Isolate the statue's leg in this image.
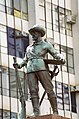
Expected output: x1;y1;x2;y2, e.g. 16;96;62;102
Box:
27;73;40;116
36;71;58;115
48;96;58;115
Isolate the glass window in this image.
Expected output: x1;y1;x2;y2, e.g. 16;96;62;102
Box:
8;27;15;56
2;67;9;96
60;34;66;46
9;69;16;91
6;0;13;15
71;92;77;113
60;27;65;34
11;112;17;119
53;4;58;11
53;11;58;25
14;0;20;11
67;47;74;73
0;4;5;12
54;31;60;44
63;84;70;110
47;22;52;29
0;0;5;5
66;29;72;36
59;0;64;8
65;0;71;10
0;32;7;47
9;68;17;98
66;24;72;30
6;0;13;8
59;14;65;27
53;25;59;32
1;54;8;67
21;0;28;13
52;0;58;5
0;25;6;32
15;17;21;30
15;30;29;58
66;9;71;16
3;110;10;119
1;47;7;54
7;14;14;28
0;109;2;119
8;27;29;58
68;54;73;67
46;8;52;23
47;29;53;38
22;20;28;32
39;6;45;20
56;82;63;110
0;12;6;25
39;0;44;6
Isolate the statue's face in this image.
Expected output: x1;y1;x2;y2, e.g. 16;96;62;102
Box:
32;31;41;41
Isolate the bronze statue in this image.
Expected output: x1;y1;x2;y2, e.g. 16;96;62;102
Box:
13;24;65;117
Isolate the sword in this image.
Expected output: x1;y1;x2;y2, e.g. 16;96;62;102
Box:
39;58;65;106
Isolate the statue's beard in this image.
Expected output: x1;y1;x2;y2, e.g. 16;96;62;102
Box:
32;36;39;41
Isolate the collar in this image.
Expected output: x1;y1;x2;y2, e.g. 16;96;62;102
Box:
30;40;43;46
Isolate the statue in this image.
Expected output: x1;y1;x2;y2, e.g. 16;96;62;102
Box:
13;24;65;118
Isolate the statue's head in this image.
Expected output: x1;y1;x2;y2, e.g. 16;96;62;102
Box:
28;24;46;37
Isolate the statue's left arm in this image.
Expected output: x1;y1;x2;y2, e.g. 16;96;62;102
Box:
47;42;65;62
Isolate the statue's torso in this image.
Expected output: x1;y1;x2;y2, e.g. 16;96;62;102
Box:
26;40;54;73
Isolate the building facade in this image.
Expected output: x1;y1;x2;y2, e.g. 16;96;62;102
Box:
0;0;79;119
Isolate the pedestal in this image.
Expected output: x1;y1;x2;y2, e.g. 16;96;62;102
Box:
26;114;70;119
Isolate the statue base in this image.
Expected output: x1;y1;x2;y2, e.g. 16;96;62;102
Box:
26;114;70;119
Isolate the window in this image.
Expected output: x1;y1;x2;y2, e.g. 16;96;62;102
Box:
14;0;20;11
6;0;13;15
8;27;29;58
15;30;29;58
56;82;70;111
71;92;77;113
56;82;63;110
3;110;10;119
0;109;2;119
2;67;9;96
67;47;74;74
8;27;15;56
11;112;17;119
60;45;74;74
9;69;17;98
0;0;5;5
63;84;70;110
0;4;5;12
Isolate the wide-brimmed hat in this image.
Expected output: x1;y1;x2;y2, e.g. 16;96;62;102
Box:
28;24;46;37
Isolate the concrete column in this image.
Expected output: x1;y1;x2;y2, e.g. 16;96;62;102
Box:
28;0;39;43
71;0;79;85
71;0;79;119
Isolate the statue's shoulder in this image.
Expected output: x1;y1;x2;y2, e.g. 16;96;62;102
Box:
43;40;51;46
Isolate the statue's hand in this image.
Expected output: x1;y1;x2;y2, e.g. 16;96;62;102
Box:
56;54;65;64
13;63;19;68
61;59;65;64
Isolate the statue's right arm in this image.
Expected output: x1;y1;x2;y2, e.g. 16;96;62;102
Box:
18;60;27;69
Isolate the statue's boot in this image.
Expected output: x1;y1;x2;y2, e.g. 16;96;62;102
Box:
49;97;58;115
31;98;40;116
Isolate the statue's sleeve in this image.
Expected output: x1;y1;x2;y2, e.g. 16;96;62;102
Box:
47;42;64;60
18;50;28;69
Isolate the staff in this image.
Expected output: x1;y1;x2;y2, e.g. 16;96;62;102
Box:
13;57;26;119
